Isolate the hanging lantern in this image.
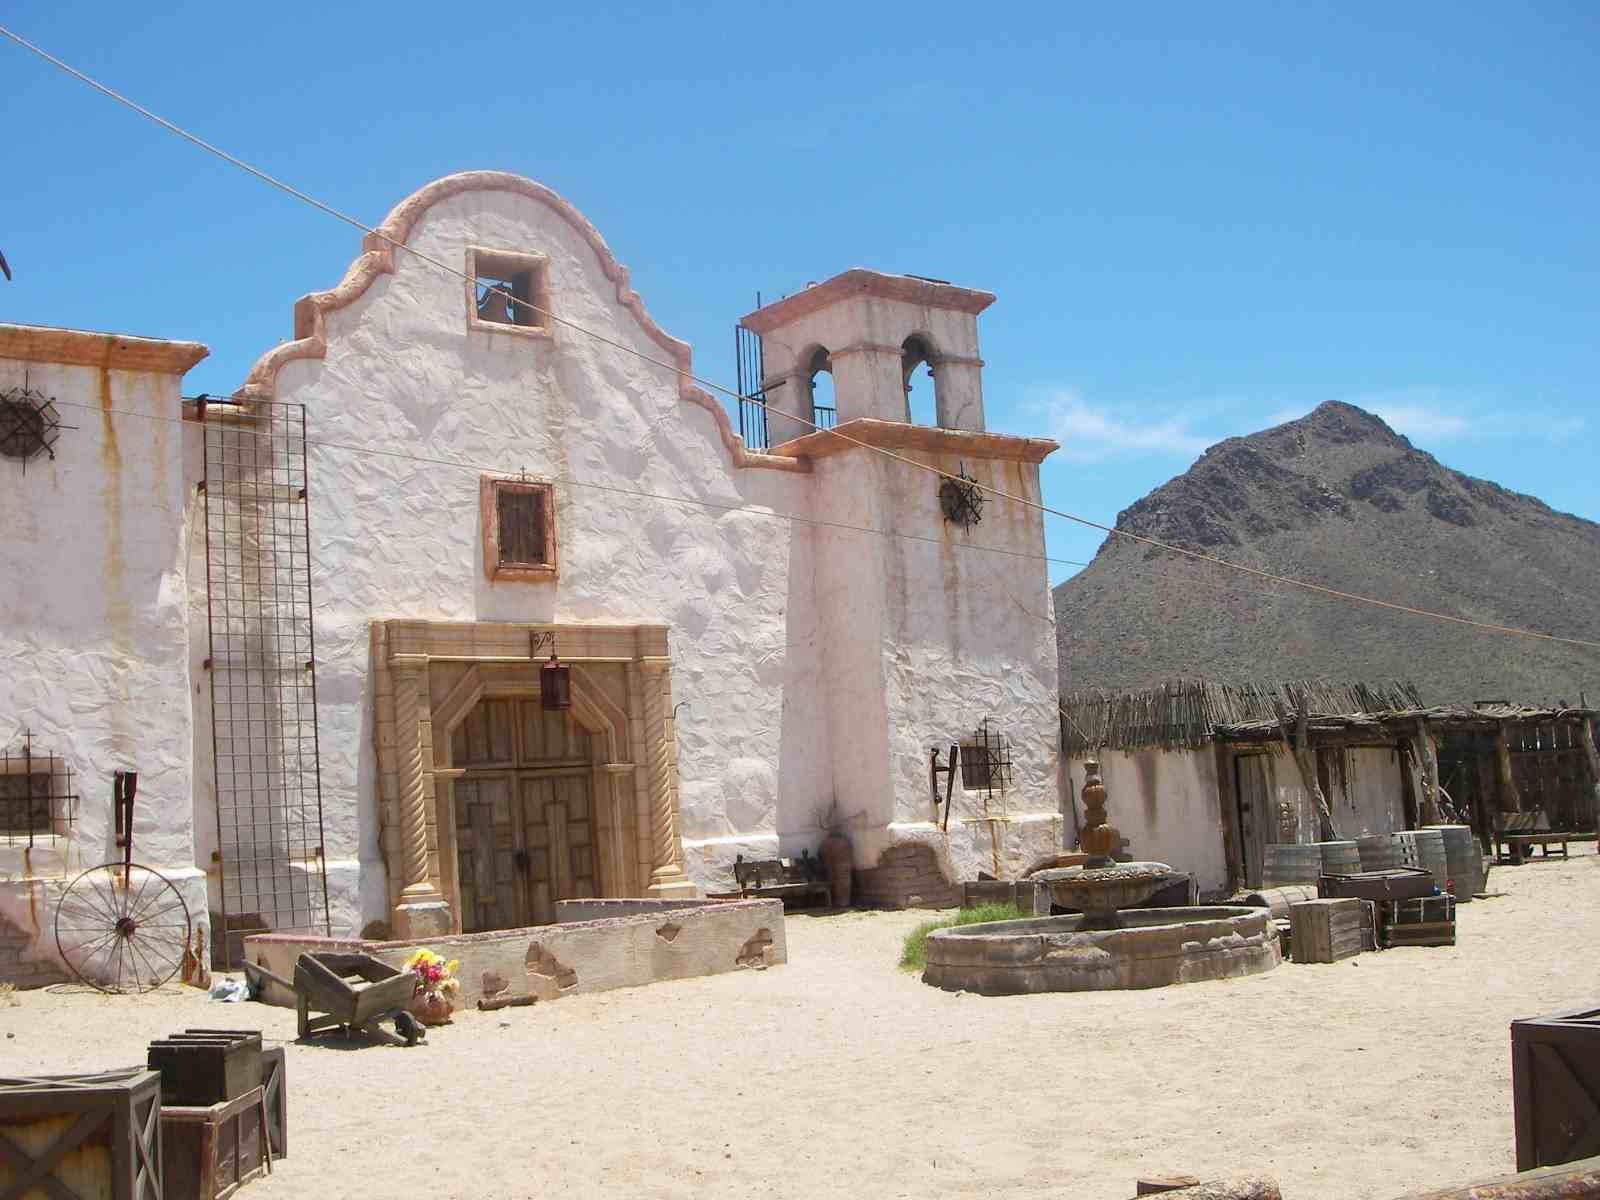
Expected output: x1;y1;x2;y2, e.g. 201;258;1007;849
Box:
536;633;572;711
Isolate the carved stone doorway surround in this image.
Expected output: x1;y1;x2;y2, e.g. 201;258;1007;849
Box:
372;620;695;937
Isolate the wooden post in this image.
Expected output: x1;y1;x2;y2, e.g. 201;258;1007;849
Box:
1415;718;1443;826
1576;713;1600;830
1272;695;1338;840
1495;725;1523;814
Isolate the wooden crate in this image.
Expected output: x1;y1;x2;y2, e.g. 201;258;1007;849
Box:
0;1067;163;1200
1288;898;1365;963
1379;895;1456;948
180;1035;284;1159
160;1087;270;1200
147;1036;261;1108
1512;1004;1600;1171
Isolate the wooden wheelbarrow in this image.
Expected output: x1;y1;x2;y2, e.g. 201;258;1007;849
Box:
292;952;424;1046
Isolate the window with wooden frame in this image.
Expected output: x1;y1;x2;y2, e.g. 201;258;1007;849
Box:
467;246;551;336
481;475;558;581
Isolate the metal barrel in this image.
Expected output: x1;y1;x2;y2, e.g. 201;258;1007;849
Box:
1318;840;1361;876
1242;885;1319;921
1262;844;1322;887
1357;833;1406;871
1426;824;1483;900
1401;828;1449;890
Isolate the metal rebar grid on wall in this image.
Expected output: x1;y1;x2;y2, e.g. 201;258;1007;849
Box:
201;400;330;964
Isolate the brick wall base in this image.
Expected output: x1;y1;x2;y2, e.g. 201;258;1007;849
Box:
854;842;961;909
0;913;66;990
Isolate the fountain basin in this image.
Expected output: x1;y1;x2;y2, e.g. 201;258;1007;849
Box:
922;906;1280;995
1033;861;1175;925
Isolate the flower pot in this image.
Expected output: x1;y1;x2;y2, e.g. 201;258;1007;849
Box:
819;831;853;908
409;992;454;1026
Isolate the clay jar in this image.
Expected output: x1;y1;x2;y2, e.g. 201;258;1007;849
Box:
819;831;853;908
409;992;454;1026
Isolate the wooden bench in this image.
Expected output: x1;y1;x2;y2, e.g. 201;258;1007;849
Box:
1494;811;1594;865
731;853;831;907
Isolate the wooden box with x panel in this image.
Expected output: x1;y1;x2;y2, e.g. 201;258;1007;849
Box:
1512;1004;1600;1171
0;1067;164;1200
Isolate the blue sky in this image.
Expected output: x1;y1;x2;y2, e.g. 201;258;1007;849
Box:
6;2;1596;584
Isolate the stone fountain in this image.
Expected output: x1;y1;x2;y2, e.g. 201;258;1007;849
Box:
921;761;1281;994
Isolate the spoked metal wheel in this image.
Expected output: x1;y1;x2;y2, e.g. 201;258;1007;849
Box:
55;862;193;993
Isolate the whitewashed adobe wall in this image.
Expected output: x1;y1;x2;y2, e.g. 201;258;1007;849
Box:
243;175;823;924
0;330;209;969
1070;750;1229;898
240;172;1064;926
814;446;1062;883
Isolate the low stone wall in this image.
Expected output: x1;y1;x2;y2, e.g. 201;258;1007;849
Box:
923;906;1279;995
960;879;1050;915
244;897;785;1009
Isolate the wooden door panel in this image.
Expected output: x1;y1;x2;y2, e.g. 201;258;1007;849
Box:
1236;755;1270;890
454;775;517;933
519;777;557;926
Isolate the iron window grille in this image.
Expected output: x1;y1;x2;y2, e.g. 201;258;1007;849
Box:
481;475;558;581
1;731;77;846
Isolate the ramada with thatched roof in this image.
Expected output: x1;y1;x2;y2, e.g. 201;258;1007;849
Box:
1059;680;1600;896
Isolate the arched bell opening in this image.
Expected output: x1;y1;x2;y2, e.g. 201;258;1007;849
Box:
804;345;837;430
902;334;940;427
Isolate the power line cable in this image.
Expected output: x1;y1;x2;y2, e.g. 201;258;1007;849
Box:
42;394;1091;573
5;22;1598;654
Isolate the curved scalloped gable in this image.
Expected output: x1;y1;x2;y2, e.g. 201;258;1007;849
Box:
239;170;805;475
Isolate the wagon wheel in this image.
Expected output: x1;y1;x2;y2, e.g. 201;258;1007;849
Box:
54;861;192;993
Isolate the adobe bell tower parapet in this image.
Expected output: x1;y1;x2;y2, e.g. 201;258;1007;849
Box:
739;269;995;445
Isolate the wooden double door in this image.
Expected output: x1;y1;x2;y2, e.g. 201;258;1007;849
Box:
452;698;599;931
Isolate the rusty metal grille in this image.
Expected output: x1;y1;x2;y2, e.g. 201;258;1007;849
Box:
960;718;1013;798
0;730;76;846
201;400;330;963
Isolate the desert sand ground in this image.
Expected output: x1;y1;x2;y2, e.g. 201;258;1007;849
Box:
4;847;1595;1200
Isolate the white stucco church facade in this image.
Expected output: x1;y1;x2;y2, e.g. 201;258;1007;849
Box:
0;171;1062;976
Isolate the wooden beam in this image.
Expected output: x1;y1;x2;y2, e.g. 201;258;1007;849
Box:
1496;727;1524;814
1271;692;1339;840
1416;718;1443;825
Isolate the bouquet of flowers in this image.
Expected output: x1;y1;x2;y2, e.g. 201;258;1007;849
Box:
403;948;461;1001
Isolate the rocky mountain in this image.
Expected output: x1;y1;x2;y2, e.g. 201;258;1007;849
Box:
1052;402;1600;705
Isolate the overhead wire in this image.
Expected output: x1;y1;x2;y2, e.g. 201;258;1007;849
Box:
5;21;1599;654
41;393;1092;573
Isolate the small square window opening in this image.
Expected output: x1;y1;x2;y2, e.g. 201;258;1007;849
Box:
481;476;558;581
0;772;51;837
469;248;550;334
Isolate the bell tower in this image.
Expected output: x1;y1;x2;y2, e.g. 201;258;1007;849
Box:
739;269;995;446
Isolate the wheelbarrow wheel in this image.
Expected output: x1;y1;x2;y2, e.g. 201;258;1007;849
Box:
395;1010;423;1046
55;861;192;993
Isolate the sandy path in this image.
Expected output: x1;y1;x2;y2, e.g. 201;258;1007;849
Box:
3;847;1594;1199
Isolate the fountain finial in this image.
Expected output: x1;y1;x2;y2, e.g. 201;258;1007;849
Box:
1078;758;1121;867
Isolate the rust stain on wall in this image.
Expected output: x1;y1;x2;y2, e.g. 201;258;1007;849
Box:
98;367;120;468
98;367;133;762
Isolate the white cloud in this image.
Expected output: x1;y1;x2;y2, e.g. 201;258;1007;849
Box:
1366;402;1470;440
1028;391;1216;463
1016;387;1582;463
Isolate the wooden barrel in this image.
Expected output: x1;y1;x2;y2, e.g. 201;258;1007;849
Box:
1427;824;1483;900
1318;840;1361;876
1401;829;1449;889
1242;885;1319;921
1357;833;1406;871
1262;844;1321;886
